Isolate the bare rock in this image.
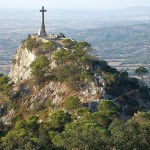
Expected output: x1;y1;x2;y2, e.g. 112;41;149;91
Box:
9;45;36;83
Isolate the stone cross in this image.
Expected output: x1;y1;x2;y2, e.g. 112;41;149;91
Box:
38;6;47;37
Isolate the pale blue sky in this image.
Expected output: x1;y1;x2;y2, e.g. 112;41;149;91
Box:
0;0;150;10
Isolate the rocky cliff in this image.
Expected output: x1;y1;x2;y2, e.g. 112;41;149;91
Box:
9;44;36;83
1;35;149;125
9;36;107;103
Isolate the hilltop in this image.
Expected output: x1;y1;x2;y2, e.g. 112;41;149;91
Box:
0;34;149;149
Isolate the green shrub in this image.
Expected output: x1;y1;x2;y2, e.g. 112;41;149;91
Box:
64;96;81;113
98;100;119;119
43;41;57;51
26;38;36;51
30;56;49;85
53;47;96;90
139;86;150;102
25;35;43;52
135;66;148;81
62;39;76;48
73;41;91;50
50;110;72;130
0;75;9;90
76;107;90;116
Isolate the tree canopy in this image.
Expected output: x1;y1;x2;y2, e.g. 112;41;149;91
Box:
135;66;148;81
30;56;49;85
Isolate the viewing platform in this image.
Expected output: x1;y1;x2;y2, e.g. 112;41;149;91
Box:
31;33;66;42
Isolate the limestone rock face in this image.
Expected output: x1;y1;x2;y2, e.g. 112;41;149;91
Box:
9;44;36;83
29;81;104;106
8;42;107;108
7;38;110;122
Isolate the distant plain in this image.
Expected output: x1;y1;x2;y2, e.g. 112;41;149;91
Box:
0;7;150;85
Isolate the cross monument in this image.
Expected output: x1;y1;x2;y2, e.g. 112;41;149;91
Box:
38;6;47;37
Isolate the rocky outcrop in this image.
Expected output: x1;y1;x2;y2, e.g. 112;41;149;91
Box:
1;109;15;125
10;76;106;112
29;80;104;105
4;36;148;125
9;44;36;83
7;36;122;123
8;39;107;106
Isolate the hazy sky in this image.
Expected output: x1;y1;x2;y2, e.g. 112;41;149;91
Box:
0;0;150;10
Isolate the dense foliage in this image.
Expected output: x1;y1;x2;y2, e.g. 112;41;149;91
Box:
52;43;95;90
135;66;148;81
62;39;77;48
25;35;57;55
0;74;9;90
63;96;81;113
1;100;150;150
30;56;49;85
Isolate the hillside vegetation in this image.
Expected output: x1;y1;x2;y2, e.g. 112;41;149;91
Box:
0;36;150;149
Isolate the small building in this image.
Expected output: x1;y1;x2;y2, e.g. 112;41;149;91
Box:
49;34;58;38
58;33;65;38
